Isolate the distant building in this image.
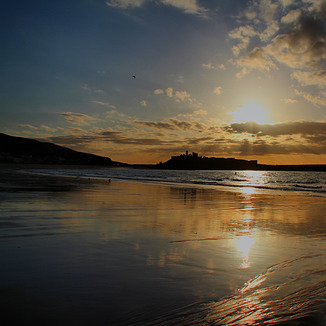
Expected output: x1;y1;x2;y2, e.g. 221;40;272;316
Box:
172;151;200;159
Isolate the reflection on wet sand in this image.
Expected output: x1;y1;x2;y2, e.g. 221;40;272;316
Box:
1;171;326;325
234;235;255;269
145;254;326;325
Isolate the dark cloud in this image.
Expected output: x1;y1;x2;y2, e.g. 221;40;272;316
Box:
232;1;326;85
134;119;206;131
101;131;178;145
288;12;326;63
60;112;100;126
49;131;182;148
225;121;326;137
185;137;214;145
49;135;96;145
169;119;194;130
133;121;176;130
268;4;326;70
237;138;322;156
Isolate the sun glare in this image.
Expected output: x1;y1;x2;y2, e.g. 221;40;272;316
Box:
231;101;267;124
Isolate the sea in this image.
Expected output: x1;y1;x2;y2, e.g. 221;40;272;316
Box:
29;167;326;197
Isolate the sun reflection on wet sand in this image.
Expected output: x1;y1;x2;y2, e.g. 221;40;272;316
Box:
234;234;255;269
241;186;257;195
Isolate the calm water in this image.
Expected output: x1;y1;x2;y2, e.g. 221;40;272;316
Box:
1;168;326;325
32;167;326;196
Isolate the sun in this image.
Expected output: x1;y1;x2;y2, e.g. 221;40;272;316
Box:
231;101;267;124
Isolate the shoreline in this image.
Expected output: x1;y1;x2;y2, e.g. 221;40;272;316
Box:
5;164;326;199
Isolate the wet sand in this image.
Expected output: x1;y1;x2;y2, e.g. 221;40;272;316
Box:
1;167;326;325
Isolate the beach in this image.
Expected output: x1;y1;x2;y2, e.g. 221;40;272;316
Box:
1;167;326;325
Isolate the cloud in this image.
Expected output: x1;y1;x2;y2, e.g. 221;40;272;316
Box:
160;0;207;15
64;127;87;135
19;124;38;130
258;0;279;24
233;47;277;78
140;100;147;107
134;121;176;130
105;109;130;119
202;63;226;70
294;89;326;106
41;125;57;132
134;118;206;131
174;90;190;102
279;0;295;7
19;124;57;133
169;118;203;130
50;131;181;149
225;120;326;138
266;12;326;70
60;112;100;126
185;136;215;144
281;98;298;103
176;109;207;118
229;0;326;89
101;131;173;145
165;87;174;98
281;9;301;24
220;119;326;156
105;0;145;9
106;0;207;15
291;70;326;88
154;89;164;95
193;109;207;115
213;86;222;95
236;138;321;156
155;87;195;103
229;25;257;42
92;100;116;109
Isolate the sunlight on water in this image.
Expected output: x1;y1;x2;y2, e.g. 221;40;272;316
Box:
237;171;268;188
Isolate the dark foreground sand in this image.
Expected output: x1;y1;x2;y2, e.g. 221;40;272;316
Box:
1;166;326;325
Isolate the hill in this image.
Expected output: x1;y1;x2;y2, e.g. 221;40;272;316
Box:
0;133;114;166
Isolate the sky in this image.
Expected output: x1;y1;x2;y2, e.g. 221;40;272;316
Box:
1;0;326;164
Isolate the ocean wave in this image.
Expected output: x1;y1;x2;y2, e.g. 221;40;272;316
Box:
23;168;326;196
292;184;323;190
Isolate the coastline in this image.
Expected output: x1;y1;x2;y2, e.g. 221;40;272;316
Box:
13;164;326;198
1;165;326;325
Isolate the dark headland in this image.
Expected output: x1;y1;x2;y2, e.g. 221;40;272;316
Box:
153;151;326;172
1;133;326;171
0;133;116;166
